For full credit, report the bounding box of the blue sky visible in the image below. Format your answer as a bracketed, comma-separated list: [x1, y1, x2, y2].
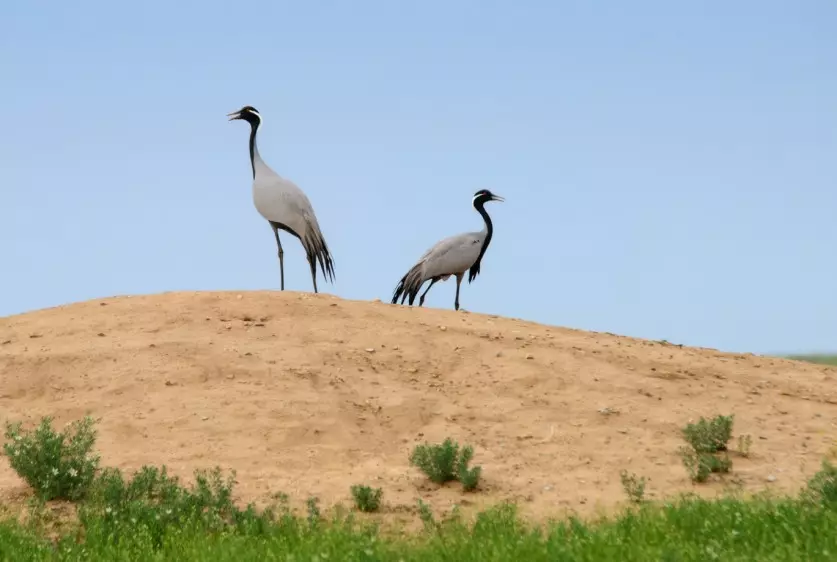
[2, 1, 835, 354]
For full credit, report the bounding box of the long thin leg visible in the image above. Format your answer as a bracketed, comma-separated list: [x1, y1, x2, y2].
[271, 224, 285, 291]
[308, 256, 319, 294]
[454, 273, 464, 311]
[418, 278, 439, 307]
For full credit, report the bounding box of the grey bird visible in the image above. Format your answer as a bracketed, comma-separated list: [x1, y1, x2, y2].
[227, 105, 335, 293]
[391, 189, 504, 311]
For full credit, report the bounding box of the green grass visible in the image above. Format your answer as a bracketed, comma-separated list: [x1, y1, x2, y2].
[786, 354, 837, 366]
[2, 494, 837, 561]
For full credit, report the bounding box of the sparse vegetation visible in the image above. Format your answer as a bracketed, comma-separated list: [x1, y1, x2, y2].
[350, 484, 383, 512]
[679, 414, 736, 483]
[2, 412, 837, 559]
[3, 416, 100, 501]
[80, 464, 272, 550]
[410, 437, 482, 491]
[620, 470, 647, 503]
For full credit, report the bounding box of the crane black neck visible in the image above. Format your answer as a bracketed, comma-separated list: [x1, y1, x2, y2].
[247, 119, 261, 179]
[471, 198, 494, 272]
[473, 198, 494, 237]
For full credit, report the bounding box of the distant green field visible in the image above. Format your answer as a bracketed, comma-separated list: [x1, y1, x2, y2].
[786, 354, 837, 366]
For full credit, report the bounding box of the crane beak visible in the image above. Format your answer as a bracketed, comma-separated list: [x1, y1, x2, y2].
[227, 110, 242, 121]
[491, 194, 505, 202]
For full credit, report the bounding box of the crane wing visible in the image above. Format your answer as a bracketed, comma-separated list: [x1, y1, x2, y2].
[416, 232, 483, 279]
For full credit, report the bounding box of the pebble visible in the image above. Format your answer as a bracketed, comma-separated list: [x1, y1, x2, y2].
[365, 348, 375, 353]
[525, 354, 534, 360]
[766, 475, 777, 482]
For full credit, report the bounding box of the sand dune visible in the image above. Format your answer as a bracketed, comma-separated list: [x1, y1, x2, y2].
[1, 291, 835, 521]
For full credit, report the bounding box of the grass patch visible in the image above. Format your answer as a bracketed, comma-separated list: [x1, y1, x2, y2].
[2, 493, 837, 560]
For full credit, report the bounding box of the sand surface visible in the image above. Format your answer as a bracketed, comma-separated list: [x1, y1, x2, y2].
[1, 291, 836, 523]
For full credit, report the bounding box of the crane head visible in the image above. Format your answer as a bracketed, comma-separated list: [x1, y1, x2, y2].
[472, 189, 504, 205]
[227, 105, 261, 125]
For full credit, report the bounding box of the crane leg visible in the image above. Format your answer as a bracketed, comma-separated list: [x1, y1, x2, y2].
[308, 256, 319, 294]
[418, 278, 439, 307]
[454, 273, 464, 311]
[271, 224, 285, 291]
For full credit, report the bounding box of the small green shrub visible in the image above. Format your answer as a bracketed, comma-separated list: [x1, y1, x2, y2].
[3, 415, 100, 501]
[350, 484, 383, 512]
[679, 414, 737, 483]
[803, 459, 837, 506]
[410, 437, 482, 491]
[410, 438, 459, 484]
[619, 470, 647, 503]
[682, 414, 734, 453]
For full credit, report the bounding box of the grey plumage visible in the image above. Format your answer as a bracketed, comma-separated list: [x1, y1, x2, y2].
[391, 189, 504, 311]
[227, 105, 335, 292]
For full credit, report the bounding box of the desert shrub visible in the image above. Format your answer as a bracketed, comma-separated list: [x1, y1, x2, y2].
[678, 414, 736, 483]
[682, 414, 734, 453]
[2, 415, 100, 501]
[350, 484, 383, 512]
[620, 470, 647, 503]
[410, 437, 482, 491]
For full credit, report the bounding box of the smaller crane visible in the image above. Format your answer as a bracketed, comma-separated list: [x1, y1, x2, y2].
[391, 189, 504, 311]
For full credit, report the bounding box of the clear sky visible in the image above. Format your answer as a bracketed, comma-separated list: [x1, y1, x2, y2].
[2, 1, 835, 355]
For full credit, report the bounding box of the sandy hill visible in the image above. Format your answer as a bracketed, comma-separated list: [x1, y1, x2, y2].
[1, 291, 836, 522]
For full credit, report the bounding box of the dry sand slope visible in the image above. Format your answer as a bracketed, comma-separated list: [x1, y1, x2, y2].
[1, 291, 836, 522]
